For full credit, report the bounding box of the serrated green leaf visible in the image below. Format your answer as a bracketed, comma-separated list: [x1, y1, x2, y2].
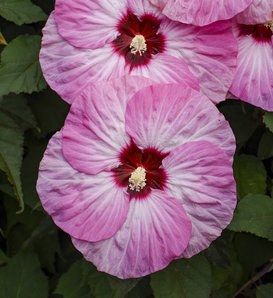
[151, 254, 211, 298]
[263, 112, 273, 133]
[55, 260, 93, 298]
[233, 154, 267, 200]
[0, 0, 47, 25]
[228, 194, 273, 241]
[258, 130, 273, 160]
[0, 251, 48, 298]
[0, 94, 38, 131]
[0, 35, 47, 97]
[0, 32, 7, 45]
[257, 284, 273, 298]
[0, 110, 24, 212]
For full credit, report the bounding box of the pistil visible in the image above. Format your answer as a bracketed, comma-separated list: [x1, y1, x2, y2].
[129, 167, 146, 191]
[130, 35, 147, 56]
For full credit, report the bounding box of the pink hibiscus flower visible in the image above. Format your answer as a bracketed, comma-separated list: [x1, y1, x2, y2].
[37, 76, 236, 278]
[229, 3, 273, 111]
[40, 0, 238, 104]
[149, 0, 253, 26]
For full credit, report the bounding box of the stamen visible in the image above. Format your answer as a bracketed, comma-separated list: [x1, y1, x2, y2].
[129, 167, 146, 192]
[130, 35, 147, 56]
[264, 19, 273, 31]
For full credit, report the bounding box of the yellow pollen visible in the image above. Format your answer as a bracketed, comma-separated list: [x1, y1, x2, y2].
[130, 35, 147, 56]
[129, 167, 146, 192]
[264, 19, 273, 31]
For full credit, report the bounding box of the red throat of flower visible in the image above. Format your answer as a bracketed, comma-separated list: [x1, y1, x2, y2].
[239, 22, 273, 42]
[112, 139, 168, 198]
[113, 10, 165, 70]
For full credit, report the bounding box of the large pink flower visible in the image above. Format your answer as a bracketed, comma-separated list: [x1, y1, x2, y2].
[149, 0, 253, 26]
[229, 16, 273, 111]
[37, 76, 236, 278]
[40, 0, 238, 104]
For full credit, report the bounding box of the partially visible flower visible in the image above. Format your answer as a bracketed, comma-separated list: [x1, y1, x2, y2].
[235, 0, 273, 24]
[37, 76, 236, 278]
[149, 0, 253, 26]
[229, 13, 273, 111]
[40, 0, 237, 104]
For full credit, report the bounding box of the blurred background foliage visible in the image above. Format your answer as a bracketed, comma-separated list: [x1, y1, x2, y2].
[0, 1, 273, 297]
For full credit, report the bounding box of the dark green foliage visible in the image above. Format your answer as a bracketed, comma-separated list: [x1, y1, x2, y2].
[0, 3, 273, 298]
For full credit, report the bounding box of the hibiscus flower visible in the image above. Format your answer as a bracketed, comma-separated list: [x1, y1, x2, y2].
[229, 2, 273, 111]
[37, 76, 236, 278]
[149, 0, 253, 26]
[40, 0, 237, 104]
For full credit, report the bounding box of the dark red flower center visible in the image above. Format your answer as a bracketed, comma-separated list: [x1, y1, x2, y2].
[112, 139, 168, 198]
[239, 23, 273, 42]
[113, 10, 165, 70]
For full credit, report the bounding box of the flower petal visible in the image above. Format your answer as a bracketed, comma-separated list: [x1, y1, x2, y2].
[150, 0, 253, 26]
[125, 84, 235, 162]
[229, 24, 273, 111]
[62, 75, 153, 175]
[131, 53, 200, 91]
[235, 0, 273, 24]
[159, 19, 237, 103]
[72, 190, 192, 279]
[162, 141, 236, 258]
[40, 13, 126, 104]
[37, 131, 129, 242]
[54, 0, 126, 49]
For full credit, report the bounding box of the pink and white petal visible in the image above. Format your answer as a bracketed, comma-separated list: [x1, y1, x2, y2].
[160, 19, 237, 103]
[162, 141, 236, 258]
[54, 0, 126, 49]
[62, 75, 153, 175]
[72, 190, 192, 279]
[125, 84, 235, 162]
[128, 0, 162, 17]
[230, 25, 273, 111]
[235, 0, 273, 25]
[131, 53, 200, 91]
[150, 0, 252, 26]
[37, 131, 130, 242]
[40, 13, 127, 104]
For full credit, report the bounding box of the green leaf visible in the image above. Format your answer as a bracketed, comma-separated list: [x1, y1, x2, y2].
[233, 154, 267, 200]
[258, 130, 273, 160]
[0, 251, 48, 298]
[0, 32, 7, 45]
[29, 88, 69, 135]
[21, 135, 47, 209]
[0, 110, 24, 212]
[151, 254, 211, 298]
[55, 260, 92, 298]
[88, 271, 113, 298]
[0, 35, 47, 97]
[228, 194, 273, 241]
[108, 276, 140, 298]
[256, 284, 273, 298]
[0, 249, 9, 266]
[234, 233, 273, 274]
[0, 94, 38, 131]
[263, 112, 273, 133]
[0, 0, 47, 25]
[218, 100, 257, 145]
